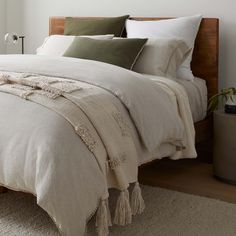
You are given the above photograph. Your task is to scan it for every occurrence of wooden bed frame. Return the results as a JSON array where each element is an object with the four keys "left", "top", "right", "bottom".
[{"left": 0, "top": 17, "right": 219, "bottom": 194}]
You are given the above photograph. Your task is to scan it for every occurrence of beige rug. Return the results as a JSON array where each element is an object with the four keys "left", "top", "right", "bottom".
[{"left": 1, "top": 185, "right": 236, "bottom": 236}]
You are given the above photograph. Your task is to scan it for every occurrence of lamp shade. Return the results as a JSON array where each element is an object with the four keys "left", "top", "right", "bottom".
[
  {"left": 4, "top": 33, "right": 25, "bottom": 54},
  {"left": 4, "top": 33, "right": 20, "bottom": 44}
]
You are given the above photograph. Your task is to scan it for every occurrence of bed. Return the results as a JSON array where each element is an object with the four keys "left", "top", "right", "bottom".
[{"left": 0, "top": 16, "right": 219, "bottom": 236}]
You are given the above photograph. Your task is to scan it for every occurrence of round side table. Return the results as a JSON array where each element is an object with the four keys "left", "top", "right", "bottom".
[{"left": 213, "top": 110, "right": 236, "bottom": 185}]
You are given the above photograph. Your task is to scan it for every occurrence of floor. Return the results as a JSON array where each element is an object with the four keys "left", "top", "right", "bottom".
[
  {"left": 139, "top": 158, "right": 236, "bottom": 204},
  {"left": 1, "top": 158, "right": 236, "bottom": 235}
]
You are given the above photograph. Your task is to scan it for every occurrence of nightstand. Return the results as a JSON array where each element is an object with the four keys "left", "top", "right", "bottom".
[{"left": 213, "top": 110, "right": 236, "bottom": 184}]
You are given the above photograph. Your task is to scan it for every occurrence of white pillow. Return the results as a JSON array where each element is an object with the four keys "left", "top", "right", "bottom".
[
  {"left": 36, "top": 34, "right": 114, "bottom": 56},
  {"left": 133, "top": 38, "right": 191, "bottom": 79},
  {"left": 126, "top": 15, "right": 202, "bottom": 80}
]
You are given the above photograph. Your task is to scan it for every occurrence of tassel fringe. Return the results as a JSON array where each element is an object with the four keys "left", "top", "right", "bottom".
[
  {"left": 131, "top": 182, "right": 145, "bottom": 215},
  {"left": 95, "top": 184, "right": 145, "bottom": 235},
  {"left": 96, "top": 199, "right": 112, "bottom": 236},
  {"left": 105, "top": 199, "right": 112, "bottom": 227},
  {"left": 113, "top": 189, "right": 132, "bottom": 226}
]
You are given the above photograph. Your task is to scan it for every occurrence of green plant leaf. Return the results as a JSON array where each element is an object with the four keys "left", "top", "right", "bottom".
[{"left": 208, "top": 87, "right": 236, "bottom": 113}]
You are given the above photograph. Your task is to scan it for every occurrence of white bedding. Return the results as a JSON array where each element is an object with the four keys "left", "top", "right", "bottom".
[
  {"left": 179, "top": 77, "right": 208, "bottom": 122},
  {"left": 145, "top": 74, "right": 207, "bottom": 123},
  {"left": 137, "top": 76, "right": 208, "bottom": 165},
  {"left": 0, "top": 55, "right": 197, "bottom": 236}
]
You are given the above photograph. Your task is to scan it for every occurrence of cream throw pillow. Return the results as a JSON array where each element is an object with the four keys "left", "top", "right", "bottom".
[
  {"left": 133, "top": 38, "right": 191, "bottom": 79},
  {"left": 36, "top": 34, "right": 114, "bottom": 56}
]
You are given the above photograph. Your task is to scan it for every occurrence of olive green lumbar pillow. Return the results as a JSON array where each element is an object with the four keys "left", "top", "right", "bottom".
[
  {"left": 63, "top": 37, "right": 148, "bottom": 70},
  {"left": 64, "top": 15, "right": 129, "bottom": 37}
]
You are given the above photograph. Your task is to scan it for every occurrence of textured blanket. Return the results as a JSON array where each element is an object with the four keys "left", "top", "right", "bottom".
[{"left": 0, "top": 55, "right": 196, "bottom": 236}]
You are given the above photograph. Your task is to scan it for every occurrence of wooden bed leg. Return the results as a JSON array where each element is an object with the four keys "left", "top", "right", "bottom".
[{"left": 0, "top": 186, "right": 7, "bottom": 193}]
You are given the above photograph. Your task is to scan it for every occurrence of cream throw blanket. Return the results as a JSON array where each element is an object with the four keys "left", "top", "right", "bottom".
[
  {"left": 0, "top": 73, "right": 138, "bottom": 189},
  {"left": 0, "top": 55, "right": 196, "bottom": 236},
  {"left": 0, "top": 72, "right": 140, "bottom": 235}
]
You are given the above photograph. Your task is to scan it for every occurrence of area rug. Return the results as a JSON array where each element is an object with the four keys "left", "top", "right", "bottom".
[{"left": 0, "top": 185, "right": 236, "bottom": 236}]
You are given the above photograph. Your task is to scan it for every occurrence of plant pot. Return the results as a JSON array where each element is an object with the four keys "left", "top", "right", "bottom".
[{"left": 225, "top": 95, "right": 236, "bottom": 114}]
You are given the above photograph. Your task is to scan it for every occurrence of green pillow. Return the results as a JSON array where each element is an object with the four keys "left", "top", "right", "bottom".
[
  {"left": 63, "top": 37, "right": 147, "bottom": 70},
  {"left": 64, "top": 15, "right": 129, "bottom": 37}
]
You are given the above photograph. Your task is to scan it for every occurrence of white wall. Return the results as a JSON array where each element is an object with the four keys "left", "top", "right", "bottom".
[
  {"left": 0, "top": 0, "right": 6, "bottom": 54},
  {"left": 7, "top": 0, "right": 236, "bottom": 88},
  {"left": 0, "top": 0, "right": 23, "bottom": 54},
  {"left": 6, "top": 0, "right": 23, "bottom": 53}
]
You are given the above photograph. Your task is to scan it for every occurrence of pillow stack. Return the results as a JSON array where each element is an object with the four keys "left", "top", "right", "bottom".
[
  {"left": 37, "top": 14, "right": 202, "bottom": 78},
  {"left": 63, "top": 15, "right": 147, "bottom": 70},
  {"left": 37, "top": 15, "right": 148, "bottom": 70}
]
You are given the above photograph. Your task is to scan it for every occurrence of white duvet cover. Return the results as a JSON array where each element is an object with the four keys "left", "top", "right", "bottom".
[
  {"left": 145, "top": 74, "right": 208, "bottom": 123},
  {"left": 0, "top": 55, "right": 196, "bottom": 236},
  {"left": 179, "top": 77, "right": 208, "bottom": 122}
]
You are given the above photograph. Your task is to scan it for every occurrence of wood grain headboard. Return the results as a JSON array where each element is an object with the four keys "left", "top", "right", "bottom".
[{"left": 49, "top": 17, "right": 219, "bottom": 98}]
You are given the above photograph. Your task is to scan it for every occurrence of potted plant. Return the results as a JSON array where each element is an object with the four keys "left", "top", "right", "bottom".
[{"left": 208, "top": 87, "right": 236, "bottom": 114}]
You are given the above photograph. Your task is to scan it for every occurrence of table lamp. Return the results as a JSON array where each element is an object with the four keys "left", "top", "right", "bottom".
[{"left": 4, "top": 33, "right": 25, "bottom": 54}]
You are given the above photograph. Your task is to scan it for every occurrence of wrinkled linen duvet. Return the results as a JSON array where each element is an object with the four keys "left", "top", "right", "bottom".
[{"left": 0, "top": 55, "right": 196, "bottom": 236}]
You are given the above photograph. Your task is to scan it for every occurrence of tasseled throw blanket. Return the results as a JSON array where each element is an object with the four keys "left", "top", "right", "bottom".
[{"left": 0, "top": 72, "right": 145, "bottom": 235}]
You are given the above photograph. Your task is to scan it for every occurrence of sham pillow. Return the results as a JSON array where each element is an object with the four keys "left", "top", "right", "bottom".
[
  {"left": 133, "top": 38, "right": 191, "bottom": 79},
  {"left": 126, "top": 15, "right": 202, "bottom": 80},
  {"left": 63, "top": 37, "right": 147, "bottom": 70},
  {"left": 36, "top": 34, "right": 114, "bottom": 56},
  {"left": 64, "top": 15, "right": 129, "bottom": 37}
]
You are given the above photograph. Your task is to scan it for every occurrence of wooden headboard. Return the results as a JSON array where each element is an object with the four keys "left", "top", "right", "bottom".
[{"left": 49, "top": 17, "right": 219, "bottom": 98}]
